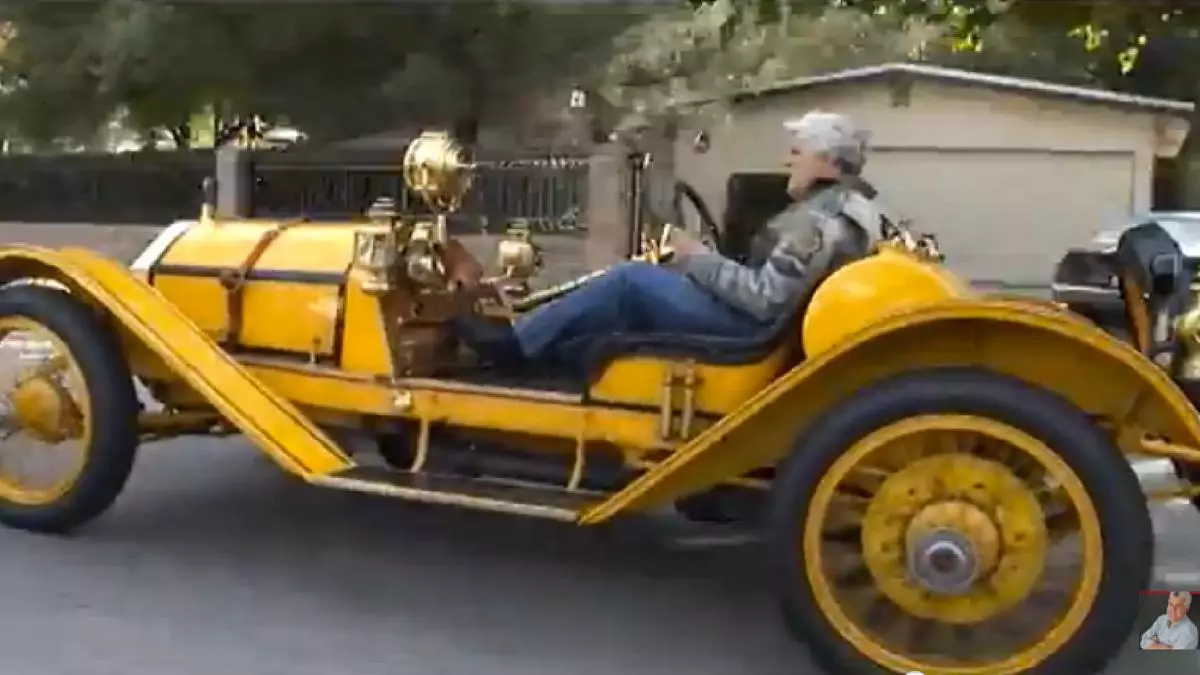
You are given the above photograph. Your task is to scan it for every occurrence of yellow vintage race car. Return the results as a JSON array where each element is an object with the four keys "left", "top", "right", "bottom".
[{"left": 0, "top": 130, "right": 1195, "bottom": 675}]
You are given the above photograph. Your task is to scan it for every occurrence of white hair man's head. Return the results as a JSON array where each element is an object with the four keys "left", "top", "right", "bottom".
[
  {"left": 1169, "top": 591, "right": 1192, "bottom": 622},
  {"left": 782, "top": 111, "right": 869, "bottom": 197}
]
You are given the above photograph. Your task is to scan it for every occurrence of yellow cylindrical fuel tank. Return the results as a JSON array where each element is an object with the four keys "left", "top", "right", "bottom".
[
  {"left": 131, "top": 218, "right": 374, "bottom": 360},
  {"left": 802, "top": 247, "right": 971, "bottom": 358}
]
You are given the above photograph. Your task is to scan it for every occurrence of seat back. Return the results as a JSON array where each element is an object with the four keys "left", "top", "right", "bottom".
[
  {"left": 1113, "top": 221, "right": 1190, "bottom": 356},
  {"left": 721, "top": 173, "right": 791, "bottom": 262}
]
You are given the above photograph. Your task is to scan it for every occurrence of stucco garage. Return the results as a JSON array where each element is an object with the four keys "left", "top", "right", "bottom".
[{"left": 673, "top": 62, "right": 1193, "bottom": 287}]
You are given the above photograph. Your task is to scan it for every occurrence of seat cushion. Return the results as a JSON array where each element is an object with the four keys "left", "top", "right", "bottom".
[
  {"left": 558, "top": 311, "right": 798, "bottom": 381},
  {"left": 721, "top": 173, "right": 791, "bottom": 262}
]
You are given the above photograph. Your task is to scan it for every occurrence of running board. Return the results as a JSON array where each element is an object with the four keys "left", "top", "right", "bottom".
[{"left": 309, "top": 467, "right": 603, "bottom": 522}]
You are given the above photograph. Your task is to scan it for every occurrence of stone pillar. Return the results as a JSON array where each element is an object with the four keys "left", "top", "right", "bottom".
[
  {"left": 214, "top": 146, "right": 252, "bottom": 218},
  {"left": 583, "top": 142, "right": 632, "bottom": 270},
  {"left": 576, "top": 102, "right": 683, "bottom": 271}
]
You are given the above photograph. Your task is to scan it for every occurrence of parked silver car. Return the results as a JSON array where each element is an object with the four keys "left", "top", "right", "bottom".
[{"left": 1052, "top": 211, "right": 1200, "bottom": 327}]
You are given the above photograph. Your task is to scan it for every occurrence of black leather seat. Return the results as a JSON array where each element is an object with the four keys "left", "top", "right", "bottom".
[
  {"left": 442, "top": 322, "right": 797, "bottom": 393},
  {"left": 551, "top": 304, "right": 801, "bottom": 381},
  {"left": 719, "top": 173, "right": 792, "bottom": 262}
]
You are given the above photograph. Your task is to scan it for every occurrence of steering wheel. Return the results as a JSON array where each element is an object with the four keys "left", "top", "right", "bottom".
[{"left": 671, "top": 180, "right": 721, "bottom": 249}]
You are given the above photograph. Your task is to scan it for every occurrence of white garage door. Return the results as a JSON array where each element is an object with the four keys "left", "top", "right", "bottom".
[{"left": 864, "top": 149, "right": 1135, "bottom": 285}]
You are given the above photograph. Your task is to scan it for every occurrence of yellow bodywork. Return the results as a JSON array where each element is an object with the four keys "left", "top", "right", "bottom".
[
  {"left": 0, "top": 245, "right": 353, "bottom": 477},
  {"left": 0, "top": 218, "right": 1197, "bottom": 524},
  {"left": 145, "top": 219, "right": 384, "bottom": 371}
]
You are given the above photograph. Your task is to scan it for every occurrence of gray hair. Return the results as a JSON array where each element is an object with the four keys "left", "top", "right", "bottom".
[
  {"left": 1172, "top": 591, "right": 1193, "bottom": 608},
  {"left": 783, "top": 111, "right": 869, "bottom": 175}
]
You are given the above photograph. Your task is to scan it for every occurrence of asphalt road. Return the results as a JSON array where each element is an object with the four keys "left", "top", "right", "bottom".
[{"left": 0, "top": 436, "right": 1193, "bottom": 675}]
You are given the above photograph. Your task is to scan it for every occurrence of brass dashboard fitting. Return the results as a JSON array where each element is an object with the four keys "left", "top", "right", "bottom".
[
  {"left": 367, "top": 196, "right": 399, "bottom": 225},
  {"left": 353, "top": 229, "right": 398, "bottom": 295},
  {"left": 1176, "top": 300, "right": 1200, "bottom": 379},
  {"left": 496, "top": 220, "right": 541, "bottom": 280},
  {"left": 403, "top": 221, "right": 446, "bottom": 287}
]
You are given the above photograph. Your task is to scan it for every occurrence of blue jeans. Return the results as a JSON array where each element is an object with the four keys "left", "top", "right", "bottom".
[{"left": 513, "top": 262, "right": 763, "bottom": 360}]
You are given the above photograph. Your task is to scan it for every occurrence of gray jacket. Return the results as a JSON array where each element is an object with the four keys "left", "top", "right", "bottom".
[{"left": 680, "top": 179, "right": 883, "bottom": 323}]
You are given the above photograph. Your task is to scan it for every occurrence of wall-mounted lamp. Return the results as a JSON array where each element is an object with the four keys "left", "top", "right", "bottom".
[{"left": 569, "top": 87, "right": 588, "bottom": 110}]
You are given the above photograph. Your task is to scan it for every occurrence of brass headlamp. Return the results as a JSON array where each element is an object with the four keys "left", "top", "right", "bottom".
[
  {"left": 402, "top": 130, "right": 475, "bottom": 216},
  {"left": 1176, "top": 299, "right": 1200, "bottom": 379},
  {"left": 351, "top": 130, "right": 481, "bottom": 295}
]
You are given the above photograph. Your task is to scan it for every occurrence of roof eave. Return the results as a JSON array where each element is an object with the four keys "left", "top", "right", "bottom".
[{"left": 701, "top": 62, "right": 1193, "bottom": 116}]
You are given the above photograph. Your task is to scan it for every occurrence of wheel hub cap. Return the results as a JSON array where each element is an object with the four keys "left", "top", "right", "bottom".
[
  {"left": 909, "top": 528, "right": 977, "bottom": 594},
  {"left": 8, "top": 373, "right": 82, "bottom": 443},
  {"left": 861, "top": 453, "right": 1047, "bottom": 624}
]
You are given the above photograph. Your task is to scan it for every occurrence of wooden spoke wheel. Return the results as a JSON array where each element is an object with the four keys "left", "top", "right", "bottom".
[
  {"left": 0, "top": 285, "right": 138, "bottom": 534},
  {"left": 769, "top": 368, "right": 1150, "bottom": 675}
]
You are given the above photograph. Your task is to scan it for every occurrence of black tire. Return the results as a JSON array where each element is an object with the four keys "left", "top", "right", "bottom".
[
  {"left": 768, "top": 367, "right": 1151, "bottom": 675},
  {"left": 0, "top": 285, "right": 139, "bottom": 534},
  {"left": 675, "top": 485, "right": 765, "bottom": 525},
  {"left": 376, "top": 431, "right": 415, "bottom": 469}
]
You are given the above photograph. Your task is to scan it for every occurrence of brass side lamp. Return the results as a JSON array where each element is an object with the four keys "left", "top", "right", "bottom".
[{"left": 495, "top": 220, "right": 542, "bottom": 281}]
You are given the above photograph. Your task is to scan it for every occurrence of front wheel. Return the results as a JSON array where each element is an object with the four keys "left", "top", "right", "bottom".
[
  {"left": 768, "top": 367, "right": 1150, "bottom": 675},
  {"left": 0, "top": 285, "right": 139, "bottom": 534}
]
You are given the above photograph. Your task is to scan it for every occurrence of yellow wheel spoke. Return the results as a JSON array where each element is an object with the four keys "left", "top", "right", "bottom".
[
  {"left": 843, "top": 466, "right": 890, "bottom": 494},
  {"left": 0, "top": 316, "right": 91, "bottom": 506},
  {"left": 830, "top": 562, "right": 874, "bottom": 587},
  {"left": 802, "top": 414, "right": 1101, "bottom": 675}
]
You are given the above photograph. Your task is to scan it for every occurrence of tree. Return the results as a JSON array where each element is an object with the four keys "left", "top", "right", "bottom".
[
  {"left": 373, "top": 1, "right": 646, "bottom": 145},
  {"left": 0, "top": 1, "right": 450, "bottom": 148},
  {"left": 596, "top": 0, "right": 973, "bottom": 133},
  {"left": 0, "top": 2, "right": 115, "bottom": 147},
  {"left": 0, "top": 0, "right": 645, "bottom": 150}
]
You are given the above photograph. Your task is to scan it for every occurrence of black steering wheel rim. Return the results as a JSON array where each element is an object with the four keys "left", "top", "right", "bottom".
[{"left": 672, "top": 180, "right": 721, "bottom": 247}]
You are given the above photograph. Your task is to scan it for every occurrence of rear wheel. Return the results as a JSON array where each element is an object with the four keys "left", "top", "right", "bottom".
[
  {"left": 0, "top": 285, "right": 139, "bottom": 534},
  {"left": 768, "top": 367, "right": 1149, "bottom": 675}
]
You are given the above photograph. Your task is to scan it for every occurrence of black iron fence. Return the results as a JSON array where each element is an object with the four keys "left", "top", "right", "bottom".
[
  {"left": 250, "top": 149, "right": 589, "bottom": 233},
  {"left": 0, "top": 148, "right": 590, "bottom": 232},
  {"left": 0, "top": 151, "right": 212, "bottom": 223}
]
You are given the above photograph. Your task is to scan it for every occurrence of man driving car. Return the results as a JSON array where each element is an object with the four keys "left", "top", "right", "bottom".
[{"left": 455, "top": 110, "right": 885, "bottom": 367}]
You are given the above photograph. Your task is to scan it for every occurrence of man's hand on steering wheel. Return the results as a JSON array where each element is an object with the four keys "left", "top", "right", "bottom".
[
  {"left": 637, "top": 180, "right": 719, "bottom": 264},
  {"left": 672, "top": 180, "right": 721, "bottom": 249},
  {"left": 663, "top": 228, "right": 708, "bottom": 260}
]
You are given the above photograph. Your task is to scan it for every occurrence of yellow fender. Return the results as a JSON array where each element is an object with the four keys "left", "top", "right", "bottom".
[
  {"left": 581, "top": 298, "right": 1200, "bottom": 524},
  {"left": 0, "top": 245, "right": 353, "bottom": 477}
]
